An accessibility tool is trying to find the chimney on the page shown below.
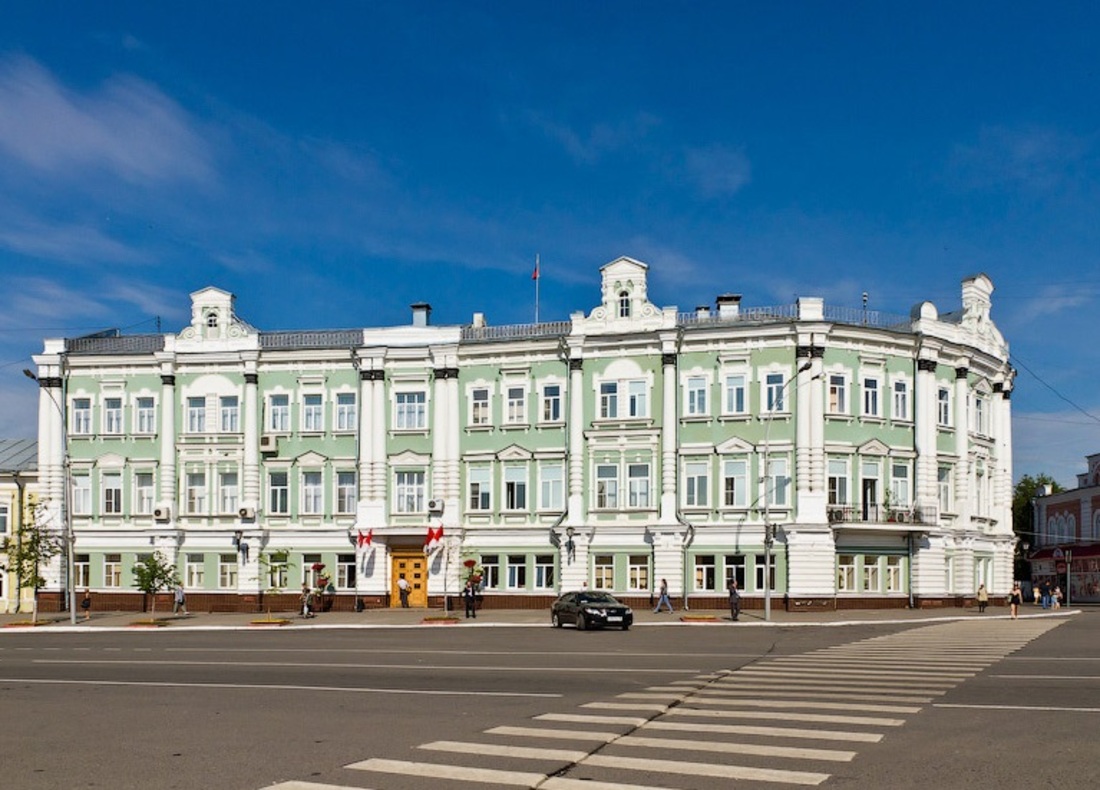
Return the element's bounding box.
[695,305,710,319]
[411,302,431,327]
[471,312,486,328]
[716,294,742,319]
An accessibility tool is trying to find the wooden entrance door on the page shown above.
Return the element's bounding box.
[391,551,428,608]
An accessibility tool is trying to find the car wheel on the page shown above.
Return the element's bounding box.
[621,623,630,631]
[552,612,563,628]
[576,614,587,631]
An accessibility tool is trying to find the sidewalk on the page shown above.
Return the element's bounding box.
[0,603,1081,632]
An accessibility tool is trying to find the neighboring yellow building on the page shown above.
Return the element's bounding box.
[0,439,38,614]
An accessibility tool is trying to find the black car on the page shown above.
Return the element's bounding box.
[551,590,633,630]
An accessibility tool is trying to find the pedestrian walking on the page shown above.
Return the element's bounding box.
[397,576,411,608]
[1052,586,1062,609]
[300,583,315,618]
[1009,583,1022,619]
[462,580,477,619]
[80,589,92,621]
[172,583,188,616]
[976,583,989,614]
[1032,584,1041,606]
[727,579,741,621]
[1040,580,1052,609]
[654,578,674,613]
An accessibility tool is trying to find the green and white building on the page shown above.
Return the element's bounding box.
[29,256,1014,611]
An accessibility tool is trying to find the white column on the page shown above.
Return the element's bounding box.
[953,366,971,528]
[566,358,585,526]
[914,357,938,516]
[242,365,260,507]
[659,350,678,525]
[158,368,177,512]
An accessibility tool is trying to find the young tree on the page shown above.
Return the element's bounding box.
[132,552,179,619]
[0,502,64,623]
[256,548,294,615]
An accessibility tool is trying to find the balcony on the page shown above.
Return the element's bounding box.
[827,504,938,527]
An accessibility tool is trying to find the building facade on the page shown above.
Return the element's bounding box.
[29,257,1014,612]
[0,438,38,613]
[1029,454,1100,603]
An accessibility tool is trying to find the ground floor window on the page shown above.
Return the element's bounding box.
[74,554,90,588]
[837,554,856,592]
[219,554,238,589]
[838,553,908,594]
[337,554,356,589]
[628,555,649,591]
[724,555,746,589]
[479,555,500,589]
[186,554,205,588]
[694,554,717,591]
[534,555,555,589]
[506,555,527,589]
[104,554,122,587]
[754,553,776,592]
[593,554,614,589]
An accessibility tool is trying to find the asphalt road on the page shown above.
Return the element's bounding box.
[1,613,1094,789]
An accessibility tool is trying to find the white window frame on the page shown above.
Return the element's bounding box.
[764,372,786,413]
[892,379,910,422]
[684,460,709,508]
[186,471,207,514]
[134,471,155,515]
[219,471,239,514]
[185,554,205,588]
[722,373,747,415]
[218,554,239,589]
[890,462,910,507]
[394,470,425,513]
[335,392,357,432]
[187,397,206,433]
[539,462,564,511]
[269,471,289,514]
[72,398,92,435]
[694,554,717,592]
[103,554,122,588]
[503,465,528,511]
[102,472,123,515]
[937,465,952,513]
[336,553,356,589]
[504,384,526,425]
[468,466,491,511]
[506,554,527,589]
[863,556,881,593]
[593,554,614,588]
[685,375,708,417]
[937,387,952,427]
[862,377,881,418]
[268,394,290,433]
[628,554,649,591]
[828,458,849,505]
[837,554,856,592]
[302,393,324,432]
[336,471,356,514]
[827,373,848,414]
[768,457,789,507]
[470,387,490,427]
[72,475,91,515]
[103,397,123,434]
[973,394,989,435]
[886,556,903,592]
[302,470,323,514]
[541,383,562,423]
[628,463,651,508]
[722,458,747,508]
[220,396,240,433]
[395,390,427,431]
[595,464,619,509]
[533,554,554,589]
[135,396,156,434]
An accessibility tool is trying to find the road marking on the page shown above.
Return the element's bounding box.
[542,778,680,790]
[583,754,830,786]
[615,734,857,762]
[582,701,670,712]
[731,667,973,680]
[485,725,620,742]
[536,713,649,726]
[0,677,559,698]
[262,783,359,790]
[685,696,922,713]
[30,658,694,674]
[992,675,1100,681]
[346,757,545,786]
[642,720,884,743]
[666,707,905,726]
[715,679,951,693]
[696,688,937,703]
[935,703,1100,713]
[420,740,588,762]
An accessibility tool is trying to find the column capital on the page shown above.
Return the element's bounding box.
[661,352,677,367]
[244,373,259,385]
[433,367,459,379]
[360,369,385,381]
[955,367,969,380]
[569,358,584,372]
[917,358,937,373]
[160,374,176,386]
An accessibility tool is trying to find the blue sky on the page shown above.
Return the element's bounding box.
[2,2,1099,486]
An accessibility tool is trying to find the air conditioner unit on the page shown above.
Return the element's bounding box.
[259,435,277,453]
[427,498,444,514]
[238,506,256,520]
[153,505,171,522]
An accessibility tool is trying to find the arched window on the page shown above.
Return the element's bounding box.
[618,290,631,318]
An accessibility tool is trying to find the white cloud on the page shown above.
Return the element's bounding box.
[0,209,147,264]
[0,55,214,184]
[683,144,751,198]
[949,125,1090,193]
[525,110,660,163]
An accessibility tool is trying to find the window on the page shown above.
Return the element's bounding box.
[336,471,356,514]
[596,464,618,509]
[627,380,647,417]
[685,461,709,507]
[302,394,323,432]
[534,555,554,589]
[218,554,238,589]
[335,393,356,431]
[599,382,618,419]
[220,396,239,432]
[470,387,490,426]
[542,384,561,422]
[837,554,856,592]
[892,380,909,421]
[862,378,880,417]
[267,551,289,589]
[302,471,323,514]
[507,554,527,589]
[72,398,92,435]
[395,391,427,430]
[768,458,789,507]
[724,555,746,588]
[861,460,880,518]
[468,467,491,510]
[303,554,323,587]
[973,395,988,435]
[618,290,631,318]
[722,459,747,507]
[600,380,647,419]
[104,554,122,587]
[937,387,952,427]
[539,463,564,511]
[628,463,650,508]
[187,397,206,433]
[269,471,289,514]
[72,475,91,515]
[754,553,775,592]
[504,466,528,510]
[395,470,425,513]
[694,554,717,591]
[685,376,708,416]
[134,472,154,515]
[937,466,952,513]
[828,374,847,413]
[206,311,218,328]
[185,554,205,588]
[74,554,90,588]
[135,397,155,434]
[104,397,123,434]
[886,556,902,592]
[480,555,500,590]
[505,385,526,424]
[220,471,239,514]
[186,472,206,514]
[723,374,746,414]
[890,463,910,507]
[827,459,848,505]
[863,557,881,592]
[593,555,613,588]
[765,373,785,412]
[103,473,123,515]
[337,554,357,589]
[628,555,649,591]
[269,394,290,432]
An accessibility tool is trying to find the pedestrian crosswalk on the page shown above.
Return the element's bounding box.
[261,618,1063,790]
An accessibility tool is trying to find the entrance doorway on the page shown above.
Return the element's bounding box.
[390,550,428,608]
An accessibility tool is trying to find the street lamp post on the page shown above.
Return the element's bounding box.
[23,368,77,625]
[761,360,815,622]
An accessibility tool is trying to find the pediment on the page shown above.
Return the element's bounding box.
[858,439,890,456]
[390,449,430,465]
[295,451,329,466]
[716,436,755,454]
[497,444,533,461]
[96,453,126,468]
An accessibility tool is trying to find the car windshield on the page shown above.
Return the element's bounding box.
[577,592,618,605]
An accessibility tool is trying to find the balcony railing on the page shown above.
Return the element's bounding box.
[461,321,571,343]
[827,504,938,527]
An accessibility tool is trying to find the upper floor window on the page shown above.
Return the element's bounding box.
[336,471,357,514]
[601,379,650,419]
[973,395,989,435]
[937,465,952,513]
[395,391,427,430]
[828,374,848,414]
[628,463,651,508]
[220,471,239,513]
[599,382,618,419]
[468,466,491,511]
[685,376,708,416]
[72,398,92,435]
[542,384,562,422]
[134,472,154,515]
[269,471,289,514]
[220,396,239,433]
[596,464,619,509]
[723,374,746,415]
[301,471,323,514]
[394,470,425,513]
[890,462,910,507]
[892,380,910,421]
[268,394,290,432]
[135,397,156,434]
[765,373,786,412]
[862,377,880,418]
[768,457,790,507]
[470,387,490,426]
[186,471,207,514]
[72,475,91,515]
[937,387,952,427]
[102,472,123,514]
[302,394,324,432]
[335,392,357,431]
[618,290,631,318]
[103,397,123,434]
[722,459,747,507]
[205,311,218,328]
[503,466,527,510]
[684,460,709,507]
[505,385,526,424]
[187,397,206,433]
[539,462,564,511]
[827,458,849,505]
